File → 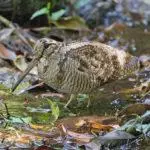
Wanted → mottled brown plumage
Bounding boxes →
[36,39,140,94]
[12,38,148,107]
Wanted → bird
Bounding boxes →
[12,38,150,108]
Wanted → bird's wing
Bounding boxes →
[63,42,123,85]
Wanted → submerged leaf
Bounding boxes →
[47,99,59,124]
[26,100,59,124]
[8,116,32,124]
[118,103,150,117]
[62,125,94,143]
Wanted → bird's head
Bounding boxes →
[12,38,59,92]
[34,38,59,58]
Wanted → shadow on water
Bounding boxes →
[70,75,141,115]
[1,72,148,120]
[0,76,135,124]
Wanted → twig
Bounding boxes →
[16,82,44,95]
[4,103,10,119]
[0,15,14,28]
[0,15,33,52]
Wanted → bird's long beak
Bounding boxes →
[12,57,39,92]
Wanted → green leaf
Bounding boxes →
[51,9,66,21]
[30,7,49,20]
[26,100,59,124]
[8,116,32,124]
[47,2,51,10]
[47,99,59,124]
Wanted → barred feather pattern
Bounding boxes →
[37,39,140,94]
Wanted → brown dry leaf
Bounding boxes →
[120,79,150,95]
[75,119,114,133]
[121,27,150,54]
[57,116,117,132]
[75,119,87,127]
[89,121,114,132]
[16,134,34,144]
[0,43,16,60]
[0,131,16,141]
[105,23,126,33]
[13,55,28,71]
[118,103,150,117]
[53,16,89,31]
[0,131,41,144]
[41,92,64,99]
[29,124,45,130]
[119,88,139,94]
[13,55,37,74]
[61,125,94,143]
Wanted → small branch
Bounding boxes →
[4,103,10,119]
[0,15,33,52]
[0,15,14,28]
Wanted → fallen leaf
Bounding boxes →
[119,79,150,95]
[75,119,87,127]
[62,125,94,143]
[90,121,114,132]
[13,55,37,74]
[41,92,64,99]
[0,43,16,60]
[0,28,14,41]
[57,116,117,132]
[118,103,150,117]
[105,23,126,33]
[30,124,45,130]
[75,119,115,133]
[99,130,135,144]
[52,16,89,31]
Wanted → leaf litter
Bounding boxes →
[0,3,150,149]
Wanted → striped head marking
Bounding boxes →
[12,38,59,92]
[34,38,59,58]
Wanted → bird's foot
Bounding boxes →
[64,94,76,108]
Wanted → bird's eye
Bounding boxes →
[39,38,50,49]
[40,39,49,50]
[43,42,50,49]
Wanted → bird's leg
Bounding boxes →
[87,93,97,108]
[87,95,91,108]
[64,94,77,108]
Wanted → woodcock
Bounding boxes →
[12,38,150,107]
